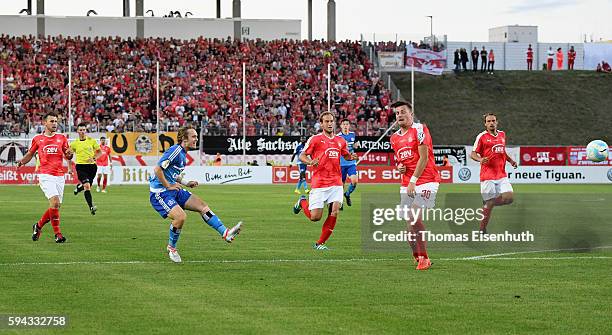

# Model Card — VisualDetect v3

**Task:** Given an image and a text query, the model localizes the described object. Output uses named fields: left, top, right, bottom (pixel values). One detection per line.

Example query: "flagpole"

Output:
left=68, top=59, right=72, bottom=133
left=0, top=68, right=4, bottom=113
left=242, top=62, right=246, bottom=165
left=156, top=61, right=160, bottom=162
left=327, top=63, right=331, bottom=112
left=411, top=61, right=415, bottom=110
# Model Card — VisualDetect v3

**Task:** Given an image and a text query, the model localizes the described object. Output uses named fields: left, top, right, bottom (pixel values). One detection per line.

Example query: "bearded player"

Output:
left=293, top=112, right=358, bottom=250
left=18, top=112, right=73, bottom=243
left=149, top=125, right=242, bottom=263
left=390, top=101, right=441, bottom=270
left=470, top=113, right=517, bottom=234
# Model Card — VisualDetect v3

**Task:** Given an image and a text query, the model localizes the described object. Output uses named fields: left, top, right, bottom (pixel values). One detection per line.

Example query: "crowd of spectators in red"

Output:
left=0, top=34, right=392, bottom=137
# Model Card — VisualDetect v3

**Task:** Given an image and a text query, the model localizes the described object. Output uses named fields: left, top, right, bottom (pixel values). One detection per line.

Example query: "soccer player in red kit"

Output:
left=95, top=137, right=112, bottom=193
left=293, top=111, right=358, bottom=250
left=390, top=100, right=440, bottom=271
left=17, top=112, right=73, bottom=243
left=470, top=113, right=518, bottom=234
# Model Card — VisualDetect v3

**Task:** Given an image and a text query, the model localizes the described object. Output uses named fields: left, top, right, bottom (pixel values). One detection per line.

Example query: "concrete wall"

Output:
left=144, top=18, right=234, bottom=40
left=447, top=42, right=584, bottom=70
left=241, top=19, right=301, bottom=41
left=45, top=16, right=136, bottom=39
left=0, top=15, right=300, bottom=41
left=0, top=15, right=37, bottom=37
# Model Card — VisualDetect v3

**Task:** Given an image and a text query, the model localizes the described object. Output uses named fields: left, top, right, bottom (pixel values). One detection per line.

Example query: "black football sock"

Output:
left=84, top=190, right=94, bottom=208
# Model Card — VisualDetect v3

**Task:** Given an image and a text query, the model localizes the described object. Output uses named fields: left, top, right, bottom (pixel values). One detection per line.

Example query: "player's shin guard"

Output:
left=49, top=208, right=61, bottom=235
left=201, top=210, right=227, bottom=236
left=302, top=180, right=309, bottom=191
left=409, top=218, right=428, bottom=259
left=480, top=207, right=492, bottom=231
left=103, top=176, right=108, bottom=190
left=84, top=190, right=94, bottom=208
left=38, top=208, right=52, bottom=228
left=300, top=198, right=311, bottom=219
left=317, top=215, right=337, bottom=245
left=168, top=224, right=181, bottom=248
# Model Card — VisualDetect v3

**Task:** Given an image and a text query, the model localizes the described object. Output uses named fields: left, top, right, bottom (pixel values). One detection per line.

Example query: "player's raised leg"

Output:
left=184, top=194, right=242, bottom=243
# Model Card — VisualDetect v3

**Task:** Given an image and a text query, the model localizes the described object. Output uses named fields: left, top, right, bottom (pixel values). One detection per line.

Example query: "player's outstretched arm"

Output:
left=17, top=151, right=35, bottom=167
left=505, top=153, right=518, bottom=168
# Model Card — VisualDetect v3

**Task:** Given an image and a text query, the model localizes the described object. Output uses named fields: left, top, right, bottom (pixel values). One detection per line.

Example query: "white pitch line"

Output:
left=461, top=245, right=612, bottom=260
left=0, top=255, right=611, bottom=267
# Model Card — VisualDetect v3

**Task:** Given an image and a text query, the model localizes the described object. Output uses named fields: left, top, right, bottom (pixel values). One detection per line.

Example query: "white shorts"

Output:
left=308, top=186, right=344, bottom=210
left=38, top=174, right=65, bottom=203
left=400, top=182, right=439, bottom=209
left=481, top=177, right=513, bottom=201
left=97, top=165, right=111, bottom=175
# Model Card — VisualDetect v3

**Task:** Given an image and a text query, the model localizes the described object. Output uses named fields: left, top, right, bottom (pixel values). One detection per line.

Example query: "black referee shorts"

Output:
left=76, top=164, right=98, bottom=185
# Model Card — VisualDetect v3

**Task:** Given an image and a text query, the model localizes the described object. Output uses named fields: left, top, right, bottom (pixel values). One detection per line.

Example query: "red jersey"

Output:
left=29, top=133, right=69, bottom=177
left=390, top=123, right=441, bottom=186
left=473, top=130, right=508, bottom=181
left=96, top=145, right=111, bottom=166
left=526, top=48, right=534, bottom=60
left=302, top=133, right=349, bottom=188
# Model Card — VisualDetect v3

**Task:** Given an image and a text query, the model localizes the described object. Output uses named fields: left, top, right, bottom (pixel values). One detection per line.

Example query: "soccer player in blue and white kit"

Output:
left=291, top=137, right=309, bottom=194
left=149, top=126, right=242, bottom=263
left=338, top=119, right=358, bottom=206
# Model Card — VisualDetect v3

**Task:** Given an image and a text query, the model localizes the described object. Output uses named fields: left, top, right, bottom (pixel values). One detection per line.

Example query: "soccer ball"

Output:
left=586, top=140, right=609, bottom=162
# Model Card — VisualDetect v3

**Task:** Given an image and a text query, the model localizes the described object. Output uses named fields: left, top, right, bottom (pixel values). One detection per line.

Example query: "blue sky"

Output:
left=1, top=0, right=610, bottom=42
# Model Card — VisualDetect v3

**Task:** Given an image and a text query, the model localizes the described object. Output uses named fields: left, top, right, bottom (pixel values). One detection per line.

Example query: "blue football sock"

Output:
left=302, top=180, right=309, bottom=190
left=295, top=179, right=302, bottom=190
left=347, top=183, right=357, bottom=195
left=168, top=224, right=181, bottom=248
left=202, top=210, right=227, bottom=236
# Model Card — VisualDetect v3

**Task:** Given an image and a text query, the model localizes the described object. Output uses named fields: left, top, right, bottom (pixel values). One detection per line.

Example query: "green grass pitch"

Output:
left=0, top=184, right=611, bottom=334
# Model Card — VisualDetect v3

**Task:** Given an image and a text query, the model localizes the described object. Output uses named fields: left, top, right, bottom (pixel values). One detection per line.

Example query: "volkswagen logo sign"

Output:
left=458, top=167, right=472, bottom=181
left=607, top=168, right=612, bottom=182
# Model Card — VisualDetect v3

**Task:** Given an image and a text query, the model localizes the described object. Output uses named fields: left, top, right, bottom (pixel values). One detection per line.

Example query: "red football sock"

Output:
left=37, top=208, right=52, bottom=228
left=49, top=208, right=61, bottom=235
left=103, top=175, right=108, bottom=190
left=97, top=176, right=101, bottom=187
left=410, top=217, right=428, bottom=258
left=317, top=215, right=337, bottom=245
left=300, top=198, right=311, bottom=220
left=480, top=206, right=492, bottom=231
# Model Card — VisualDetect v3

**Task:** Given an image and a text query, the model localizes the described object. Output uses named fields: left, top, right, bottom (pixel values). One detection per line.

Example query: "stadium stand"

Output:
left=0, top=34, right=392, bottom=137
